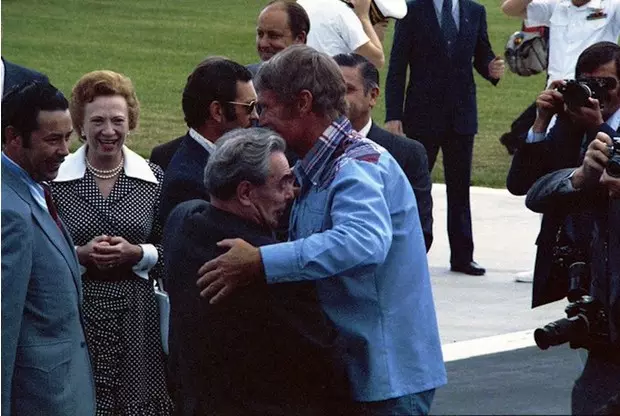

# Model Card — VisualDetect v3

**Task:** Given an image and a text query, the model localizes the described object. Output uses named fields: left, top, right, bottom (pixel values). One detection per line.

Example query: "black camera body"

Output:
left=535, top=294, right=609, bottom=351
left=607, top=136, right=620, bottom=178
left=557, top=78, right=611, bottom=110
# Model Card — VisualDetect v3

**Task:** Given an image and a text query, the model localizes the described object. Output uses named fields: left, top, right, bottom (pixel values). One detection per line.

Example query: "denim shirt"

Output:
left=260, top=117, right=447, bottom=401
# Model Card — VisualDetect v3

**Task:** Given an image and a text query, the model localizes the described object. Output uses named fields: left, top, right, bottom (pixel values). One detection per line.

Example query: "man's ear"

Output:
left=236, top=180, right=254, bottom=207
left=209, top=101, right=224, bottom=123
left=3, top=126, right=23, bottom=149
left=297, top=90, right=313, bottom=115
left=368, top=87, right=380, bottom=109
left=296, top=31, right=308, bottom=44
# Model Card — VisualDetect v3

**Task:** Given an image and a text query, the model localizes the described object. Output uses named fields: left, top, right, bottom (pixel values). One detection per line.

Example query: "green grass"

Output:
left=2, top=0, right=545, bottom=187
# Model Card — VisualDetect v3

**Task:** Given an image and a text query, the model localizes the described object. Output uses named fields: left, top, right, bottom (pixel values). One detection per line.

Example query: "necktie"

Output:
left=442, top=0, right=458, bottom=56
left=43, top=184, right=63, bottom=231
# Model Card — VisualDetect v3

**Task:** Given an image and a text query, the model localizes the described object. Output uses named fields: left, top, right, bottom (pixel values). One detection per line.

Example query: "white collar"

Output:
left=606, top=107, right=620, bottom=131
left=189, top=128, right=217, bottom=153
left=54, top=144, right=158, bottom=183
left=585, top=0, right=602, bottom=9
left=357, top=118, right=373, bottom=138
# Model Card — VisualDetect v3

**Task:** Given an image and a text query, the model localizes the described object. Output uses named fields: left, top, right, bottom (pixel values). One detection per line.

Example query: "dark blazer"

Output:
left=163, top=200, right=340, bottom=415
left=1, top=158, right=95, bottom=416
left=367, top=122, right=433, bottom=251
left=246, top=62, right=262, bottom=77
left=159, top=134, right=211, bottom=223
left=526, top=168, right=619, bottom=347
left=506, top=117, right=616, bottom=307
left=149, top=135, right=184, bottom=171
left=385, top=0, right=498, bottom=137
left=2, top=58, right=48, bottom=96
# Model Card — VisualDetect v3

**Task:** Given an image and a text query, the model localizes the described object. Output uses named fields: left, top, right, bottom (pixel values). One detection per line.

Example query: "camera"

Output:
left=535, top=294, right=609, bottom=351
left=557, top=78, right=613, bottom=110
left=607, top=136, right=620, bottom=178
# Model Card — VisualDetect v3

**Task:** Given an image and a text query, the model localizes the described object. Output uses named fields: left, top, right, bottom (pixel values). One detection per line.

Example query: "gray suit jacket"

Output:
left=1, top=158, right=96, bottom=416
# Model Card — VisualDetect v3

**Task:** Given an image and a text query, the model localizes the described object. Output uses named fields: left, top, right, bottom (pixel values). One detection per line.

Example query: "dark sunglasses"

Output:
left=227, top=100, right=257, bottom=115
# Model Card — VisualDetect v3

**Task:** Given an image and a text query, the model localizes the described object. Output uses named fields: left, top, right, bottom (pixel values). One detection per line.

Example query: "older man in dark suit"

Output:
left=385, top=0, right=505, bottom=275
left=334, top=52, right=433, bottom=251
left=1, top=82, right=95, bottom=415
left=158, top=57, right=258, bottom=222
left=164, top=128, right=339, bottom=415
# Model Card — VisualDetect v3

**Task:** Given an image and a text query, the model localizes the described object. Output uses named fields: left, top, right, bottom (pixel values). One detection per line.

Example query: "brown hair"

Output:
left=70, top=70, right=140, bottom=137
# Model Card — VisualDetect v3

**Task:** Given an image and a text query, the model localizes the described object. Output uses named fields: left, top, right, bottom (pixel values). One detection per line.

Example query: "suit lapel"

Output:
left=1, top=162, right=82, bottom=293
left=423, top=0, right=449, bottom=54
left=454, top=0, right=474, bottom=58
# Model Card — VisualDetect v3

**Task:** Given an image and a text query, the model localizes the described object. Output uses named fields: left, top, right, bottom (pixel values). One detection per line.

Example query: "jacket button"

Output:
left=81, top=341, right=86, bottom=348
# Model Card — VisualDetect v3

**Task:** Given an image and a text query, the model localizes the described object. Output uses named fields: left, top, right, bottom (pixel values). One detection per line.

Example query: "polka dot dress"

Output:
left=51, top=160, right=173, bottom=416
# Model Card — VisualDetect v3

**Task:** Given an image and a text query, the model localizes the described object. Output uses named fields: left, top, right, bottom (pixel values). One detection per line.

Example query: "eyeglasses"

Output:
left=227, top=100, right=257, bottom=115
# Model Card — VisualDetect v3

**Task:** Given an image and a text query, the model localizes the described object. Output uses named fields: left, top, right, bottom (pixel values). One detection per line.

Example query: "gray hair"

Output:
left=204, top=127, right=287, bottom=200
left=254, top=44, right=347, bottom=120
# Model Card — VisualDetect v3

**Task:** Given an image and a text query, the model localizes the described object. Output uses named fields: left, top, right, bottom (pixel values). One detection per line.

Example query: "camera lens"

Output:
left=534, top=315, right=588, bottom=350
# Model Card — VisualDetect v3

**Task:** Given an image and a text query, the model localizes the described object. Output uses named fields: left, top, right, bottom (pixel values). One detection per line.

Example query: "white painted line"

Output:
left=442, top=329, right=537, bottom=363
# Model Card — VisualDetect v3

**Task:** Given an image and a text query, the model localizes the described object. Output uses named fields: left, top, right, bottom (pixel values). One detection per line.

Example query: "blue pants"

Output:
left=336, top=389, right=436, bottom=416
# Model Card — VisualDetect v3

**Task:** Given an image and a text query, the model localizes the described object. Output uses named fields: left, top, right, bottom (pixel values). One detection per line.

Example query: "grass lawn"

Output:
left=2, top=0, right=545, bottom=188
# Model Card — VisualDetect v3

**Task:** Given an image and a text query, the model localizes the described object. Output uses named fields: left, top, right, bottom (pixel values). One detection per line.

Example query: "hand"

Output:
left=89, top=236, right=143, bottom=269
left=76, top=235, right=111, bottom=266
left=196, top=238, right=264, bottom=304
left=571, top=133, right=613, bottom=189
left=488, top=56, right=505, bottom=80
left=566, top=98, right=604, bottom=131
left=534, top=81, right=565, bottom=122
left=384, top=120, right=404, bottom=136
left=600, top=169, right=620, bottom=198
left=349, top=0, right=371, bottom=19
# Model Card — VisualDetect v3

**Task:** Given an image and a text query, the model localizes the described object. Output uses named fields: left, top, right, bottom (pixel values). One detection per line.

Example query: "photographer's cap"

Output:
left=372, top=0, right=408, bottom=20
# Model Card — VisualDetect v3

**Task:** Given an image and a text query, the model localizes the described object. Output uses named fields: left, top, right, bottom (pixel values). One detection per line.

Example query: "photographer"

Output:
left=507, top=42, right=620, bottom=307
left=525, top=133, right=620, bottom=415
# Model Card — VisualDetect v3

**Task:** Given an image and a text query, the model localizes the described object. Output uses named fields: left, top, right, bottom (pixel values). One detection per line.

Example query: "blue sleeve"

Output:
left=385, top=2, right=414, bottom=122
left=260, top=160, right=394, bottom=283
left=1, top=209, right=33, bottom=416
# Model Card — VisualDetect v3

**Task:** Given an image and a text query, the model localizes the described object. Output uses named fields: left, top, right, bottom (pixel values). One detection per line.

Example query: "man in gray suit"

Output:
left=1, top=81, right=96, bottom=416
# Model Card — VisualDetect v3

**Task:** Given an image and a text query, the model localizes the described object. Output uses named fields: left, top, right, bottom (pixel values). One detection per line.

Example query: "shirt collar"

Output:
left=54, top=144, right=158, bottom=183
left=189, top=128, right=217, bottom=153
left=297, top=115, right=353, bottom=186
left=357, top=118, right=373, bottom=138
left=606, top=107, right=620, bottom=131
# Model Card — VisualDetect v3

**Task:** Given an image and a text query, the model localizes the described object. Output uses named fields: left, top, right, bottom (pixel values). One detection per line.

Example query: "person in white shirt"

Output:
left=502, top=0, right=620, bottom=86
left=298, top=0, right=404, bottom=68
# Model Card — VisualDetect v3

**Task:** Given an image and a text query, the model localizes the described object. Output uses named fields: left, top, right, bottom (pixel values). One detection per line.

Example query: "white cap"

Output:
left=372, top=0, right=408, bottom=20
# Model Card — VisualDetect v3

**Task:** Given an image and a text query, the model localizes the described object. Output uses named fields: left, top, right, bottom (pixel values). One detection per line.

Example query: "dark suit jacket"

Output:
left=246, top=62, right=262, bottom=77
left=2, top=58, right=48, bottom=96
left=367, top=122, right=433, bottom=251
left=1, top=158, right=95, bottom=416
left=149, top=135, right=184, bottom=171
left=526, top=169, right=620, bottom=347
left=159, top=134, right=211, bottom=223
left=506, top=117, right=616, bottom=307
left=163, top=200, right=340, bottom=415
left=385, top=0, right=498, bottom=137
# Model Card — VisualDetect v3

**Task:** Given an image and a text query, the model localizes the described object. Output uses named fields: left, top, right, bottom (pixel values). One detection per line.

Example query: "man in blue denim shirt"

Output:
left=197, top=45, right=446, bottom=415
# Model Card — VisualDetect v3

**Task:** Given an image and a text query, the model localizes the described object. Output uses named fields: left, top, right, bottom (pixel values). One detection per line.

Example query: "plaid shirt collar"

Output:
left=296, top=115, right=352, bottom=186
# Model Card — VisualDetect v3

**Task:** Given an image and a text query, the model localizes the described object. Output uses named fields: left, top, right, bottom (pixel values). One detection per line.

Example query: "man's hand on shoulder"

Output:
left=196, top=238, right=264, bottom=304
left=384, top=120, right=404, bottom=136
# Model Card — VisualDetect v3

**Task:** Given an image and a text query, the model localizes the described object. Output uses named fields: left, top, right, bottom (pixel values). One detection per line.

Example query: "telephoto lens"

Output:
left=534, top=315, right=588, bottom=350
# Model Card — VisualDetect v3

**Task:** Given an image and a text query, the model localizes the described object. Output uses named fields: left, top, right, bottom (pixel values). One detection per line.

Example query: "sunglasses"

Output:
left=227, top=100, right=257, bottom=115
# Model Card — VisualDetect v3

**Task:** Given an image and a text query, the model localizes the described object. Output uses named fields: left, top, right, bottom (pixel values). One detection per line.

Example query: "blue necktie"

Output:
left=442, top=0, right=458, bottom=56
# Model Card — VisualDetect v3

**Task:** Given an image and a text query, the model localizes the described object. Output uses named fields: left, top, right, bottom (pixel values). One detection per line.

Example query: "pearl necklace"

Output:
left=86, top=156, right=124, bottom=180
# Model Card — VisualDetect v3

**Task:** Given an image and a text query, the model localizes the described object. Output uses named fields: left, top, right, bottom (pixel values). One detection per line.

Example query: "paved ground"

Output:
left=428, top=184, right=579, bottom=415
